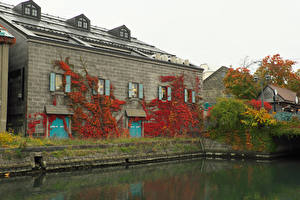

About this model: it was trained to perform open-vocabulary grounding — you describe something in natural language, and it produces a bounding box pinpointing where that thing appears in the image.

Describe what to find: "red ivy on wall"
[27,58,203,138]
[54,58,126,138]
[142,75,203,137]
[27,58,125,138]
[27,113,42,137]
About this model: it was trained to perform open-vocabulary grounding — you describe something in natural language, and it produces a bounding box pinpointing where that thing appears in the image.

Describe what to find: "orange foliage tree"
[224,54,300,99]
[256,54,300,95]
[223,67,259,99]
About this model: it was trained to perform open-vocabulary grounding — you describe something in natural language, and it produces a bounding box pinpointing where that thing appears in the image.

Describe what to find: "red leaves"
[160,76,177,82]
[27,119,40,137]
[27,59,125,138]
[248,99,272,112]
[56,59,125,138]
[258,54,297,88]
[143,75,202,137]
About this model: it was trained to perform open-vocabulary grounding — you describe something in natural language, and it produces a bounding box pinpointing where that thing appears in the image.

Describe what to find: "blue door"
[130,120,142,138]
[50,117,69,138]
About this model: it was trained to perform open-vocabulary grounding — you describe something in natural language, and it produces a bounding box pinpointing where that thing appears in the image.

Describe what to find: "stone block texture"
[24,41,202,135]
[202,66,228,104]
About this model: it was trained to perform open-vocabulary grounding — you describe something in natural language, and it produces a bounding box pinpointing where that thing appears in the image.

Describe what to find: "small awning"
[45,105,74,115]
[126,109,146,118]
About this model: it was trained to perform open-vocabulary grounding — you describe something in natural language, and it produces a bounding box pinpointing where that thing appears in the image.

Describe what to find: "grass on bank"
[0,131,199,149]
[0,131,203,160]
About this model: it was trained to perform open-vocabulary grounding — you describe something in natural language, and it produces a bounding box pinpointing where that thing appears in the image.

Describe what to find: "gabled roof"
[203,66,228,83]
[1,2,200,63]
[268,85,298,103]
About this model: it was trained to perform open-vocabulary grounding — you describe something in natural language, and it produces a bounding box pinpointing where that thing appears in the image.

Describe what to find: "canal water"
[0,158,300,200]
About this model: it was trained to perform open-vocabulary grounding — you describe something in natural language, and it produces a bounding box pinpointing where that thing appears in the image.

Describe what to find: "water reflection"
[0,158,300,200]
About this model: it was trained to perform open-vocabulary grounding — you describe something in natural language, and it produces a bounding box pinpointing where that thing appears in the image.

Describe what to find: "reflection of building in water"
[3,159,299,199]
[129,183,144,199]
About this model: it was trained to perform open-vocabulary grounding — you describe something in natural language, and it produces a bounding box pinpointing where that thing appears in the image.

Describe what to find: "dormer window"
[24,4,37,17]
[13,0,41,20]
[77,17,88,29]
[67,14,90,31]
[120,28,129,39]
[108,25,131,40]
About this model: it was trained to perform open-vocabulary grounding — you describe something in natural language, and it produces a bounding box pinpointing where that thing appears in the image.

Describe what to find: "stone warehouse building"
[202,66,229,105]
[0,0,203,137]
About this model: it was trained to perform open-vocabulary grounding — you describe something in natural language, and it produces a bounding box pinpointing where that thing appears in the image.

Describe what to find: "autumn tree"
[223,67,259,99]
[286,69,300,96]
[256,54,300,95]
[224,54,300,99]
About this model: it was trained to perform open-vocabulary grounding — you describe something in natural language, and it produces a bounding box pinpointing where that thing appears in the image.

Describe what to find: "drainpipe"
[0,25,16,132]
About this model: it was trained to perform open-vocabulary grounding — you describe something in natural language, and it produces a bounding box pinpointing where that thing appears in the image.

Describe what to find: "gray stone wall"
[202,67,228,104]
[26,40,203,135]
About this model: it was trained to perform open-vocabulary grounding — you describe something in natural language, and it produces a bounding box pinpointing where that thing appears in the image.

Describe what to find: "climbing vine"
[27,58,203,138]
[142,75,203,137]
[27,58,126,138]
[54,58,126,138]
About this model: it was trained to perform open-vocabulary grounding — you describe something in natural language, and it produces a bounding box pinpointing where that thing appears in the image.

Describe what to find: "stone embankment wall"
[0,138,282,176]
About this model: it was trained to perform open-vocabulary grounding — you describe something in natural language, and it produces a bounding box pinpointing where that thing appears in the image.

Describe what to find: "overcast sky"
[3,0,300,71]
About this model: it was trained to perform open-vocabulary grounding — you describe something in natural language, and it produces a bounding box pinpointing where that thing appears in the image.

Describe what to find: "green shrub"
[209,98,246,132]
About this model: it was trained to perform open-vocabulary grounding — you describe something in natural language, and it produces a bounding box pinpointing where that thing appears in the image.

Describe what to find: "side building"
[0,1,203,137]
[258,84,300,113]
[202,66,229,105]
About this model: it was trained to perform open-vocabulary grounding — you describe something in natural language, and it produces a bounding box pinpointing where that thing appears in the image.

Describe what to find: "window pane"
[25,7,30,15]
[98,79,105,95]
[124,32,128,38]
[162,86,167,100]
[83,22,88,29]
[120,31,124,37]
[78,20,82,27]
[132,83,138,98]
[55,74,63,92]
[32,9,37,16]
